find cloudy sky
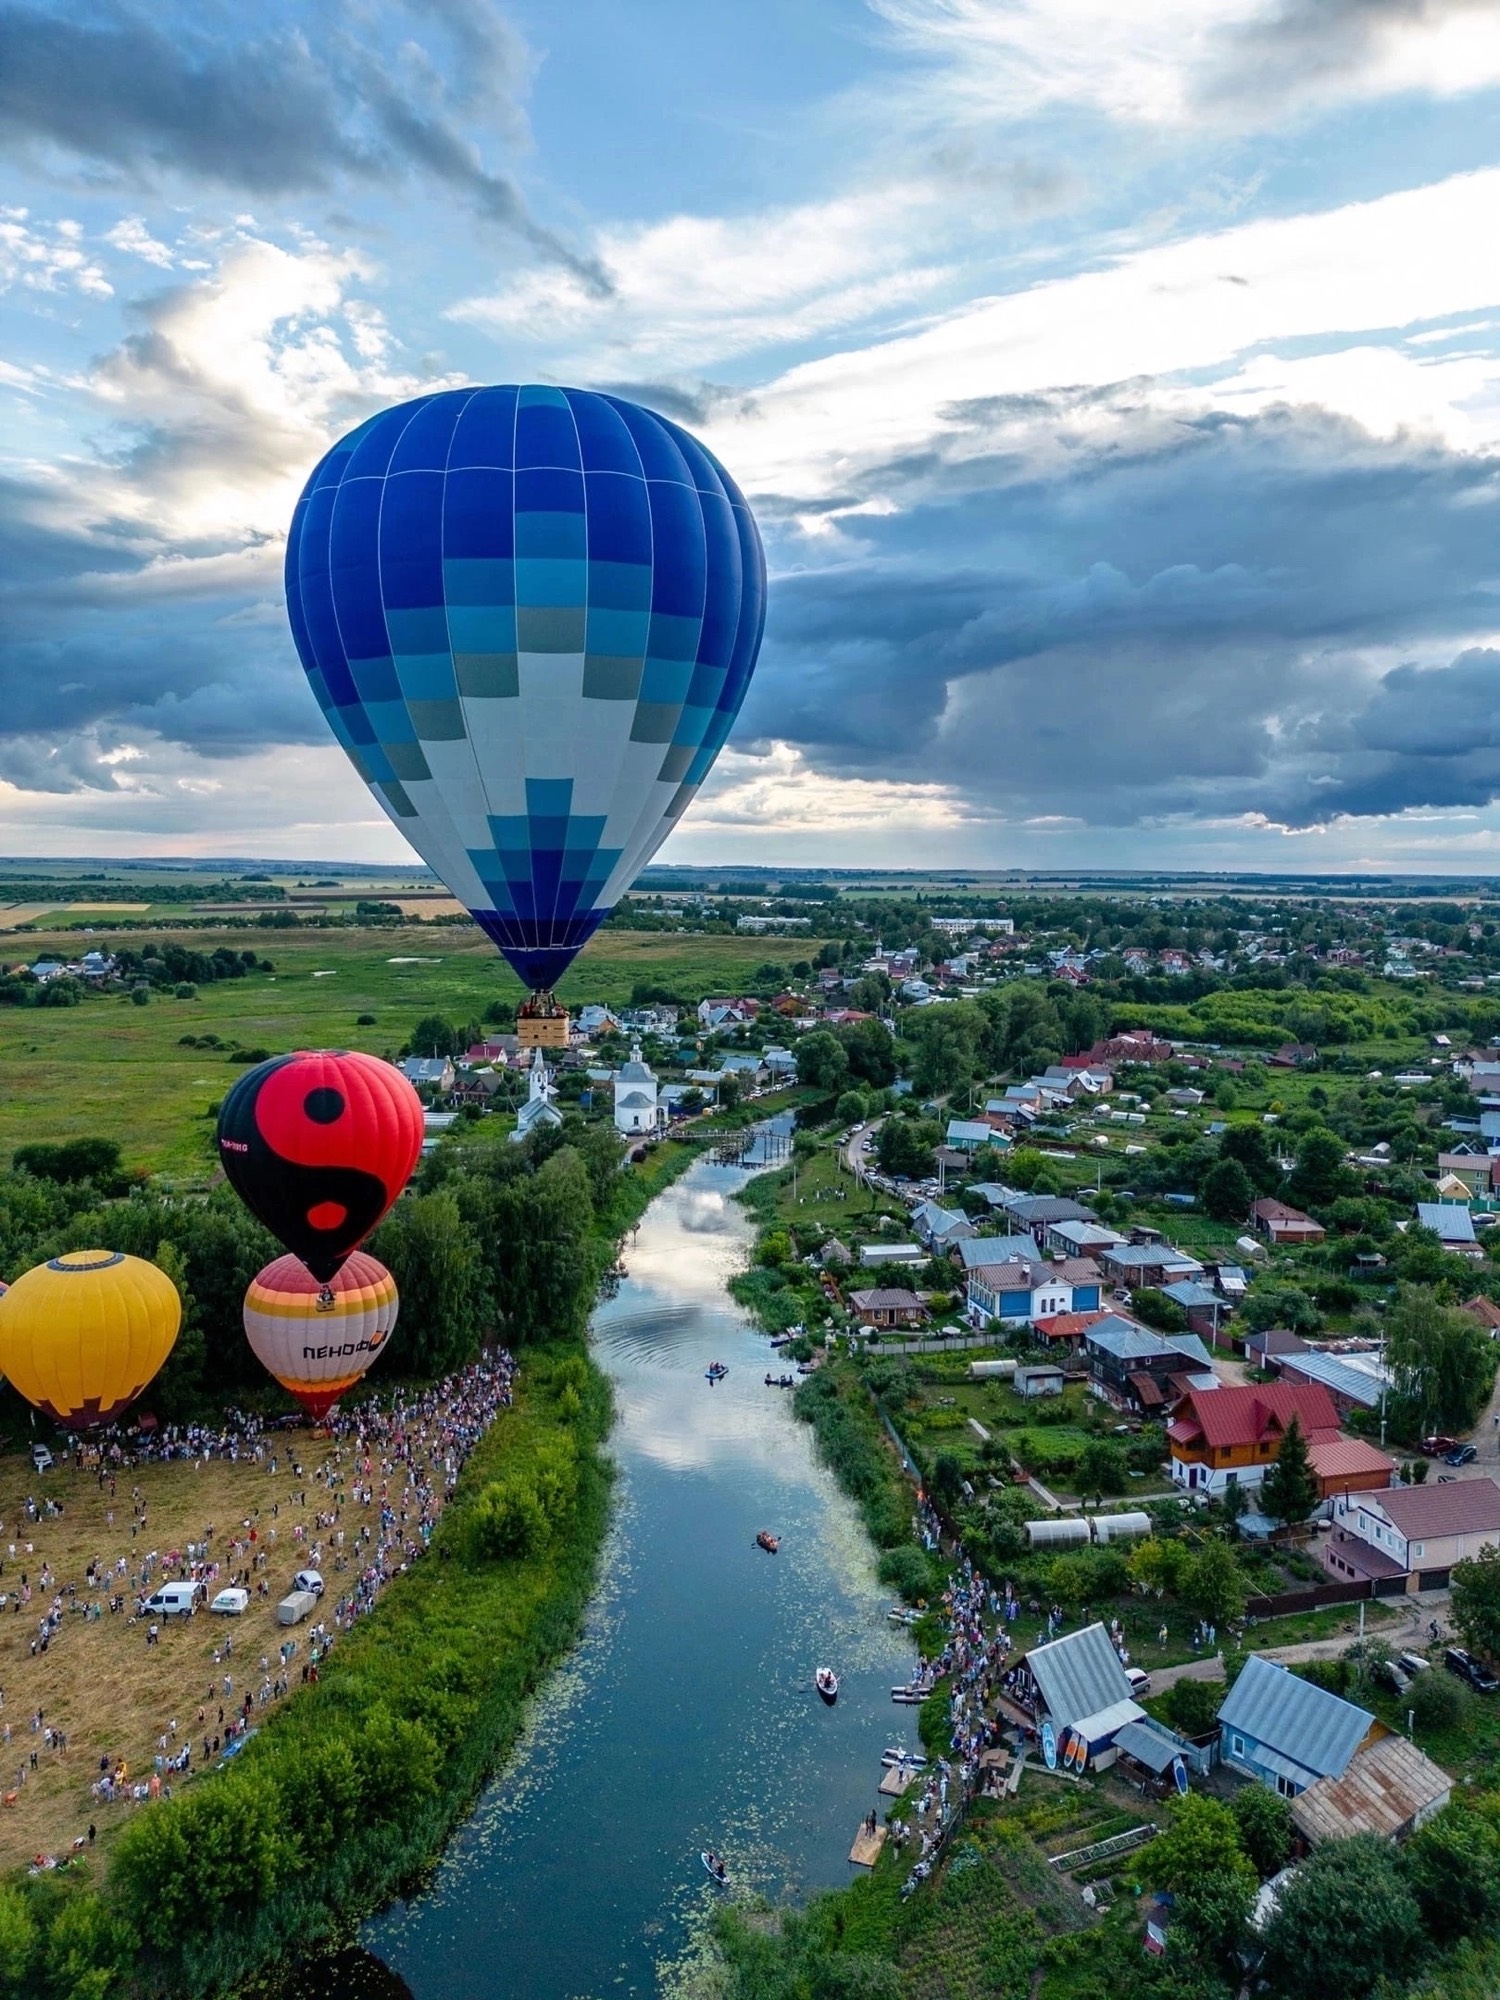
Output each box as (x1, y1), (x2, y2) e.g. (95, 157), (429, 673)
(9, 0), (1500, 873)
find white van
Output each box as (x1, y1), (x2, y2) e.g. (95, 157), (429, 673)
(293, 1569), (325, 1598)
(31, 1444), (54, 1474)
(277, 1589), (319, 1626)
(210, 1587), (250, 1616)
(1125, 1667), (1151, 1699)
(143, 1581), (202, 1618)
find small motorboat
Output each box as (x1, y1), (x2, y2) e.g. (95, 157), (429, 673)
(701, 1850), (729, 1886)
(756, 1530), (780, 1554)
(815, 1667), (839, 1703)
(706, 1362), (728, 1382)
(887, 1606), (921, 1626)
(881, 1747), (926, 1768)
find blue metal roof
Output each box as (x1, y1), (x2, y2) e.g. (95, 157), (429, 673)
(1026, 1621), (1135, 1736)
(1217, 1655), (1371, 1781)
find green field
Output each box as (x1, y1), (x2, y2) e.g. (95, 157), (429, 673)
(0, 922), (830, 1174)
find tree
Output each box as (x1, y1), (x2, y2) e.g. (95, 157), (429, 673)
(369, 1188), (484, 1374)
(1201, 1157), (1253, 1223)
(1077, 1437), (1128, 1496)
(149, 1238), (204, 1417)
(905, 1002), (987, 1097)
(1174, 1868), (1254, 1974)
(838, 1017), (897, 1086)
(1126, 1535), (1192, 1597)
(875, 1117), (940, 1180)
(1131, 1287), (1189, 1333)
(1260, 1834), (1423, 2000)
(0, 1884), (38, 1994)
(1283, 1127), (1354, 1211)
(1165, 1675), (1224, 1738)
(1218, 1122), (1281, 1195)
(1186, 1540), (1246, 1627)
(1408, 1659), (1471, 1735)
(1241, 1284), (1321, 1337)
(1385, 1285), (1498, 1435)
(1451, 1542), (1500, 1664)
(1402, 1803), (1500, 1942)
(836, 1090), (869, 1126)
(1260, 1414), (1320, 1529)
(1231, 1783), (1294, 1878)
(795, 1030), (849, 1093)
(1143, 1795), (1254, 1899)
(928, 1451), (964, 1509)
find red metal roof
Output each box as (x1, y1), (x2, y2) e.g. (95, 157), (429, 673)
(1171, 1382), (1341, 1451)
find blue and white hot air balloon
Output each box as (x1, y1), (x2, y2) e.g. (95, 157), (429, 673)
(285, 386), (766, 995)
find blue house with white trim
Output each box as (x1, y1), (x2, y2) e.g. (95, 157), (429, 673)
(1216, 1655), (1374, 1798)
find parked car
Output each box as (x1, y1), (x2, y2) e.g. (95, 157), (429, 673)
(30, 1444), (54, 1474)
(1125, 1666), (1152, 1699)
(1376, 1659), (1410, 1695)
(1445, 1444), (1479, 1467)
(277, 1590), (319, 1627)
(293, 1568), (325, 1597)
(1398, 1651), (1433, 1677)
(1444, 1646), (1499, 1694)
(1421, 1435), (1460, 1456)
(142, 1581), (202, 1619)
(210, 1587), (250, 1616)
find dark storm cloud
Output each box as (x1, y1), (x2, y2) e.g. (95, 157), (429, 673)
(0, 474), (321, 790)
(739, 395), (1500, 829)
(1200, 0), (1494, 112)
(0, 0), (607, 285)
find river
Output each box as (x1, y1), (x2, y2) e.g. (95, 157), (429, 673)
(344, 1158), (915, 1999)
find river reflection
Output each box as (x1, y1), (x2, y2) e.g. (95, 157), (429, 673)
(295, 1160), (913, 2000)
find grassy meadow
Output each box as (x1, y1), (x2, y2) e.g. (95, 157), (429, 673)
(0, 922), (829, 1175)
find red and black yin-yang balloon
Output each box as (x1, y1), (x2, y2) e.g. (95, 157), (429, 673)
(216, 1051), (424, 1281)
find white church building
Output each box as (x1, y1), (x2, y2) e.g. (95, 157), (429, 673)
(510, 1046), (566, 1144)
(614, 1044), (666, 1137)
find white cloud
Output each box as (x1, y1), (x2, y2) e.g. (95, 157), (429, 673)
(451, 184), (958, 372)
(706, 166), (1500, 500)
(870, 0), (1500, 129)
(74, 233), (450, 551)
(104, 217), (176, 269)
(690, 740), (987, 835)
(0, 210), (111, 298)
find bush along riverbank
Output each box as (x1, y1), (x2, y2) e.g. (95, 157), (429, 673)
(0, 1134), (703, 1999)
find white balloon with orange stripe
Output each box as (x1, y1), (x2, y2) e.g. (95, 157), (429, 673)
(243, 1251), (398, 1419)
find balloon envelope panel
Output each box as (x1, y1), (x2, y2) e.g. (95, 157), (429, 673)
(0, 1251), (181, 1426)
(286, 386), (767, 993)
(244, 1251), (398, 1418)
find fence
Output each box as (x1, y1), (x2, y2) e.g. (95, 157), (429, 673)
(1244, 1579), (1371, 1619)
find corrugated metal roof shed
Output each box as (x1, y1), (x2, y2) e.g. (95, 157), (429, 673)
(1114, 1718), (1188, 1774)
(1290, 1733), (1451, 1843)
(1217, 1655), (1372, 1781)
(1025, 1622), (1134, 1735)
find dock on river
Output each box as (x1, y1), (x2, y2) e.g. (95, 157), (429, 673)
(880, 1762), (919, 1797)
(849, 1823), (887, 1867)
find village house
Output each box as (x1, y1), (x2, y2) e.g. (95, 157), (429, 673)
(910, 1200), (976, 1251)
(1096, 1242), (1205, 1287)
(1167, 1382), (1341, 1495)
(697, 996), (759, 1030)
(859, 1242), (926, 1269)
(1327, 1477), (1500, 1591)
(1084, 1319), (1215, 1413)
(1250, 1199), (1327, 1246)
(1275, 1346), (1392, 1419)
(397, 1055), (455, 1092)
(1415, 1202), (1483, 1257)
(965, 1257), (1104, 1330)
(996, 1193), (1099, 1246)
(1217, 1655), (1376, 1798)
(1304, 1437), (1395, 1502)
(945, 1118), (998, 1153)
(848, 1286), (926, 1328)
(1291, 1733), (1452, 1845)
(1016, 1622), (1145, 1763)
(1240, 1326), (1310, 1368)
(1158, 1279), (1231, 1344)
(1044, 1218), (1127, 1259)
(1461, 1295), (1500, 1335)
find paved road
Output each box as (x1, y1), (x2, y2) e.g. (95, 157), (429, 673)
(845, 1117), (884, 1177)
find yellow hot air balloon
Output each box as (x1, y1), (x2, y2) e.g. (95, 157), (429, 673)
(243, 1251), (398, 1418)
(0, 1250), (181, 1426)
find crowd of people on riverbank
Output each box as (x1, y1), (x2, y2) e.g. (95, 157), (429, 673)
(1, 1352), (517, 1853)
